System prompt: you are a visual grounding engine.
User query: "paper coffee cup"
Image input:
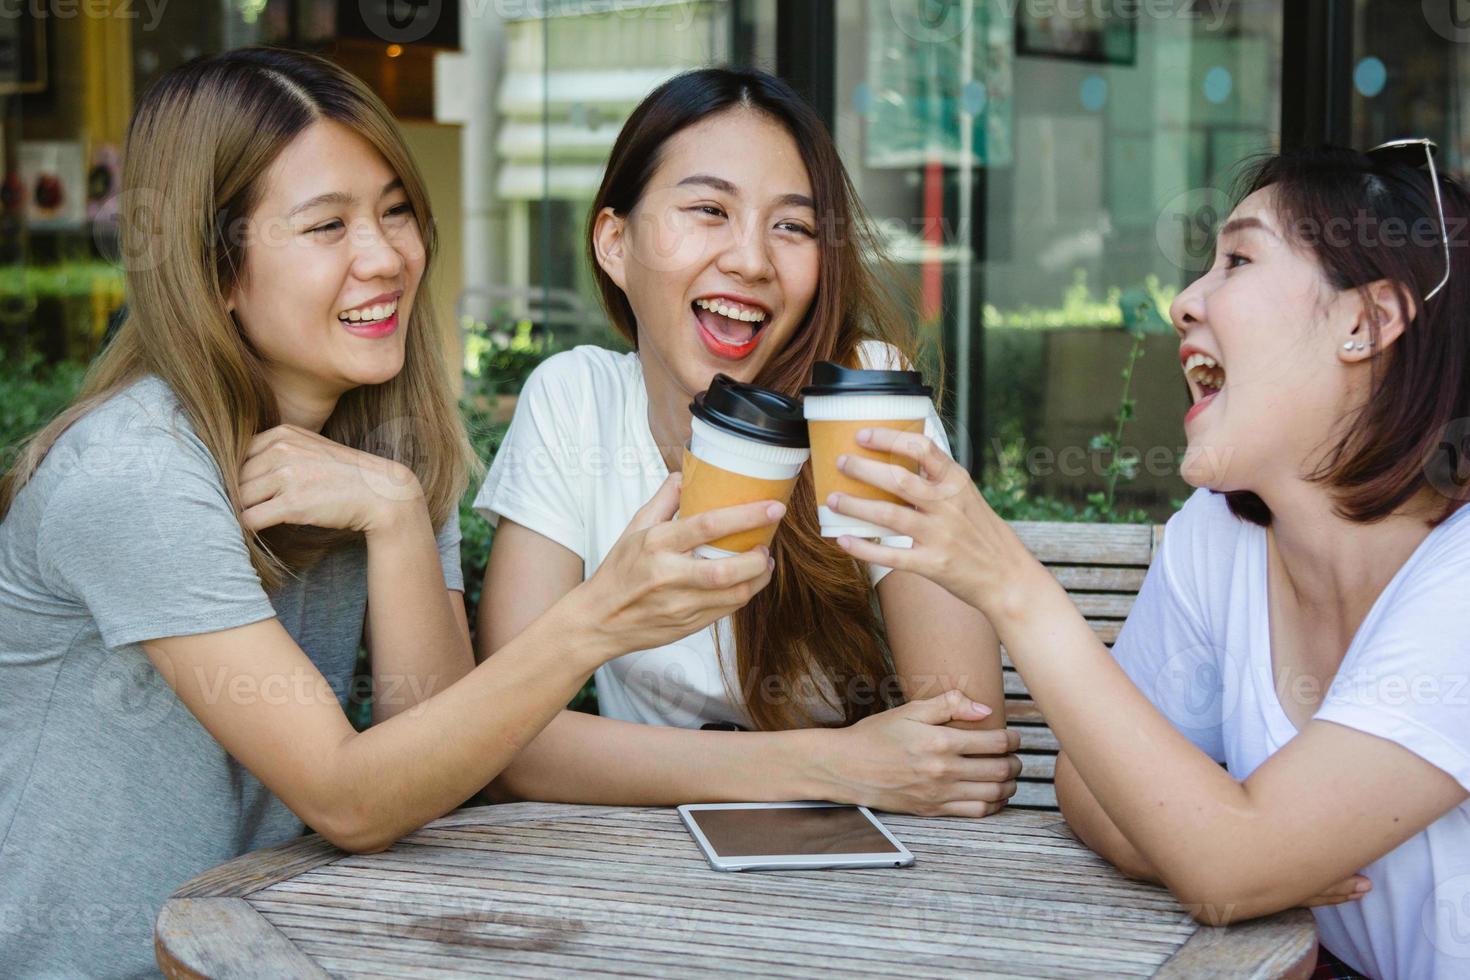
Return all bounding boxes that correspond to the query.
[802,361,934,539]
[679,375,810,559]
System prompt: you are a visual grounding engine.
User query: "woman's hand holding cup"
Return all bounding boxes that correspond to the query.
[676,374,809,557]
[825,426,1038,618]
[572,473,783,661]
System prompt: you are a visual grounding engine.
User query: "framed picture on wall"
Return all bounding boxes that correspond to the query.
[1016,10,1136,66]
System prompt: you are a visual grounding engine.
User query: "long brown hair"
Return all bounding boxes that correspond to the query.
[0,48,475,590]
[588,68,939,730]
[1223,146,1470,527]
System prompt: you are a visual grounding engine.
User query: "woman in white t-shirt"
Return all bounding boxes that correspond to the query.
[824,144,1470,977]
[474,68,1020,816]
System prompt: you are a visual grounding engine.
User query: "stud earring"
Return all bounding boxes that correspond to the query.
[1343,341,1356,350]
[1354,342,1368,352]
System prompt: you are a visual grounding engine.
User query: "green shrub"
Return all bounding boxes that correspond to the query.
[0,354,86,478]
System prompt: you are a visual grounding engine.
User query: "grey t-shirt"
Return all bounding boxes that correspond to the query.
[0,376,463,979]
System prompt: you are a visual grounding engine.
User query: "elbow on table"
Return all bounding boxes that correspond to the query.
[1166,870,1292,927]
[333,831,398,856]
[480,773,527,804]
[483,753,551,803]
[307,796,408,855]
[314,813,401,855]
[1054,780,1155,883]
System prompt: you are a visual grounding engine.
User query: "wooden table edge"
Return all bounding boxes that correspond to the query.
[1154,907,1318,979]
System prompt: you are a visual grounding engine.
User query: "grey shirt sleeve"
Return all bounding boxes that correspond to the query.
[36,422,277,649]
[436,507,464,592]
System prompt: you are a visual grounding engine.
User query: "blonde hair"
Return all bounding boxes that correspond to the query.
[0,48,476,591]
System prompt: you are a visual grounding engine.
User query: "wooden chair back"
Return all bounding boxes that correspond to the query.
[1004,521,1166,810]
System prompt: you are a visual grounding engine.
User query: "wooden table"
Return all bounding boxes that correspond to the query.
[156,803,1317,979]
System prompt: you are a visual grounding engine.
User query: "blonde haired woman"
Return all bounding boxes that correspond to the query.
[0,48,777,977]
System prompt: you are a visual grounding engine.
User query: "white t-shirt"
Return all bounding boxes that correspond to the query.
[474,341,951,729]
[1111,488,1470,980]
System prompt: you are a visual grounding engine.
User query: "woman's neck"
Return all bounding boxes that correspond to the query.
[1260,479,1436,623]
[265,365,339,433]
[639,350,694,472]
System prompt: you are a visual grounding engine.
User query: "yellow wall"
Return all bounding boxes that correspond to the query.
[22,1,132,146]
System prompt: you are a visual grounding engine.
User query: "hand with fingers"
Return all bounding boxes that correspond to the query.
[815,690,1023,817]
[570,473,785,658]
[239,424,424,535]
[1302,874,1373,909]
[824,426,1036,616]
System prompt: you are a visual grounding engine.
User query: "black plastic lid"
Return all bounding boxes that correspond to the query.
[690,375,809,448]
[800,361,933,397]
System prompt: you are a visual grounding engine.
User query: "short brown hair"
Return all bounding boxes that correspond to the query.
[1222,145,1470,527]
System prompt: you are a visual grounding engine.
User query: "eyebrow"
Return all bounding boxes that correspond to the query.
[288,177,404,219]
[1218,216,1273,239]
[676,174,814,210]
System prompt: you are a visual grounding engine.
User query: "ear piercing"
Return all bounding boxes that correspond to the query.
[1342,340,1375,352]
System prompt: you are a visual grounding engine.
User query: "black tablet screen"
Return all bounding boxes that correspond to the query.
[687,806,901,858]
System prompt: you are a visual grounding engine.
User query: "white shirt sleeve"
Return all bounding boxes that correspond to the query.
[1108,490,1229,763]
[472,352,589,561]
[1314,508,1470,793]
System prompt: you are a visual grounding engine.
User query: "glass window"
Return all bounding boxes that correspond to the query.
[1353,0,1470,177]
[832,1,1282,517]
[495,1,735,349]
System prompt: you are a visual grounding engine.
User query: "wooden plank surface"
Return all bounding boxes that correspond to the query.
[1010,781,1060,809]
[1048,564,1149,592]
[159,803,1313,978]
[155,897,331,979]
[1011,522,1158,565]
[171,833,343,899]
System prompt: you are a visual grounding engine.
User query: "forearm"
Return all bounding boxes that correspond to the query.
[324,591,609,851]
[990,566,1269,911]
[493,709,830,806]
[365,501,473,724]
[881,570,1006,732]
[893,629,1006,733]
[1054,751,1159,883]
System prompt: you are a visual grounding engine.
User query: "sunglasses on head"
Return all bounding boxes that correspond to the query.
[1364,137,1451,302]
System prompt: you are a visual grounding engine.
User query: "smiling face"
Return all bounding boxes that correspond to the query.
[1170,186,1383,493]
[592,108,820,408]
[228,118,424,428]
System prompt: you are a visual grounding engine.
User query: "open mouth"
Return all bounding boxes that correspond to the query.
[1183,351,1225,423]
[692,295,770,360]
